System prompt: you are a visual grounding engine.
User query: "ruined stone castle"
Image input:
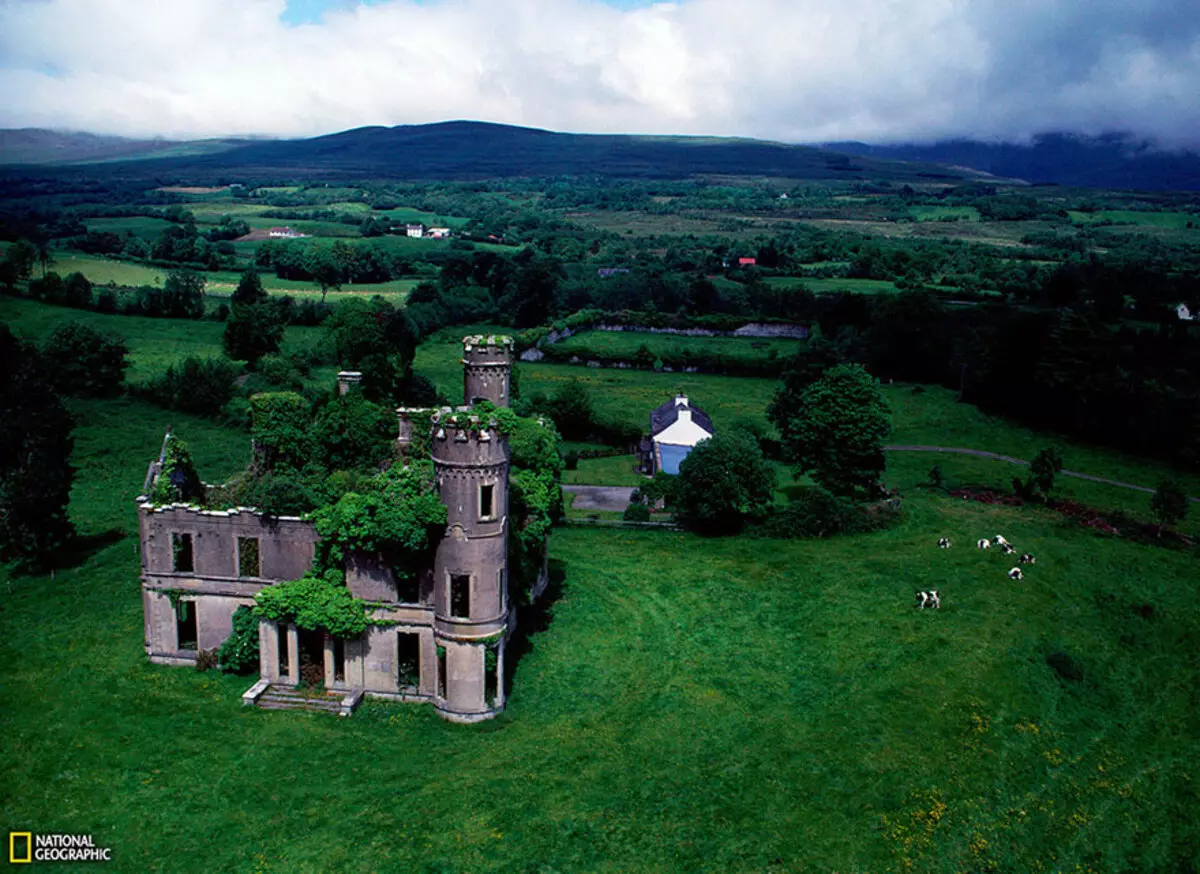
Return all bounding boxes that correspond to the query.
[138,337,533,722]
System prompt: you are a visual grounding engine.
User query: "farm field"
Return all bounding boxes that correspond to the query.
[551,329,801,362]
[763,276,900,294]
[1,390,1197,872]
[43,251,416,300]
[0,297,324,385]
[909,205,981,222]
[564,210,760,238]
[85,216,175,239]
[1068,209,1197,228]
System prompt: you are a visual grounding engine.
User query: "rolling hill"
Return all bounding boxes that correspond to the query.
[0,122,966,184]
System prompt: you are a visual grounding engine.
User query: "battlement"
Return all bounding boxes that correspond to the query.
[429,408,510,468]
[461,335,514,360]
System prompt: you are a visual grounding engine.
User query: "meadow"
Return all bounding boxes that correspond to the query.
[551,329,801,363]
[1,388,1198,872]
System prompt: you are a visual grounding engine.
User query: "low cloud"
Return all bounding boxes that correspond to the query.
[0,0,1198,145]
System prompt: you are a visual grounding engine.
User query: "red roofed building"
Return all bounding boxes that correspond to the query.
[738,257,757,266]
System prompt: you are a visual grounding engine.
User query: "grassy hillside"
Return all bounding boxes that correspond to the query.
[1,389,1197,871]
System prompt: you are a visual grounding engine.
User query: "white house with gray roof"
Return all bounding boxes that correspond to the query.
[639,395,714,475]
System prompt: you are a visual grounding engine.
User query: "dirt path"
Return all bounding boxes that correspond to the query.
[885,445,1200,503]
[562,485,636,512]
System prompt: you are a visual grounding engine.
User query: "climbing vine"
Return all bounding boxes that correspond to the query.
[147,437,204,505]
[254,570,370,639]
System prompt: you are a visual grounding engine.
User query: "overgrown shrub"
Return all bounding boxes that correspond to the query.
[143,356,238,416]
[218,605,261,674]
[238,472,319,517]
[623,502,651,522]
[755,487,893,539]
[249,392,314,473]
[40,321,129,397]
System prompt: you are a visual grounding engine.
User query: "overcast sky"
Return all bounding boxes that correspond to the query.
[1,0,1198,145]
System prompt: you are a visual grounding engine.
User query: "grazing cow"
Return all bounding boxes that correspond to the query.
[1019,553,1036,565]
[977,538,990,549]
[916,590,941,609]
[993,535,1009,547]
[1001,543,1016,555]
[938,537,951,549]
[1008,567,1024,580]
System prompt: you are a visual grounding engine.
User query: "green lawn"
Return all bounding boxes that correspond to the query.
[86,216,175,239]
[909,205,981,222]
[1,392,1198,872]
[562,454,645,487]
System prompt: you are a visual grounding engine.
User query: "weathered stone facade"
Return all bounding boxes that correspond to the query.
[138,336,525,722]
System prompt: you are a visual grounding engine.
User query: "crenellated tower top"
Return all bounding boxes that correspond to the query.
[462,335,513,408]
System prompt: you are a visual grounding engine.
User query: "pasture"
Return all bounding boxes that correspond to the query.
[551,329,801,363]
[1,389,1197,872]
[1068,209,1197,229]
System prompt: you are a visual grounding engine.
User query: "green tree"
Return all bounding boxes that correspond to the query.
[767,332,848,442]
[782,364,891,501]
[224,272,284,367]
[307,246,343,303]
[548,380,594,441]
[675,430,775,534]
[1150,480,1189,536]
[162,269,207,319]
[40,322,129,397]
[0,325,75,564]
[1026,446,1064,500]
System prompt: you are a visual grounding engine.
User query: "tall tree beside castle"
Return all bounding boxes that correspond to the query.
[223,269,284,367]
[0,324,75,564]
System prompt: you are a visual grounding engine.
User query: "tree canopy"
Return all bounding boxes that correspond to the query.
[675,430,775,534]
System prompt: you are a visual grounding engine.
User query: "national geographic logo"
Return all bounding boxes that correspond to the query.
[9,832,111,864]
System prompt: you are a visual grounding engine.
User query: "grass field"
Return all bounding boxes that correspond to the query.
[1069,209,1197,229]
[0,297,324,385]
[552,329,801,362]
[763,276,901,294]
[41,252,416,301]
[85,216,175,240]
[909,205,981,222]
[1,390,1198,872]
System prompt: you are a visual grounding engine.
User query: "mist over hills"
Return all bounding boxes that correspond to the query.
[3,122,1200,190]
[824,133,1200,191]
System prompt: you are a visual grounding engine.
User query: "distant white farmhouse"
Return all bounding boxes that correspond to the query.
[406,224,424,238]
[639,395,714,475]
[1178,303,1195,321]
[427,227,451,239]
[268,226,309,239]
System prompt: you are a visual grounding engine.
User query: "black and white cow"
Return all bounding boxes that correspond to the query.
[1019,553,1036,565]
[1000,543,1017,555]
[938,537,951,549]
[977,538,990,549]
[993,535,1009,547]
[916,590,941,609]
[1007,567,1024,580]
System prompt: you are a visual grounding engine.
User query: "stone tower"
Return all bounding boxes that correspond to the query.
[462,335,513,407]
[428,336,514,722]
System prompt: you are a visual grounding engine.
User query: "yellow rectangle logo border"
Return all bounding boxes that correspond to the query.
[9,831,33,864]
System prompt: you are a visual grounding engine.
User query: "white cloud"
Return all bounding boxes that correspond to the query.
[0,0,1197,144]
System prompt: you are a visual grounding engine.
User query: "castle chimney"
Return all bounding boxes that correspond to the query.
[337,371,362,396]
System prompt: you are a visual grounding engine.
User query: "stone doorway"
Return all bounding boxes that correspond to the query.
[298,628,325,687]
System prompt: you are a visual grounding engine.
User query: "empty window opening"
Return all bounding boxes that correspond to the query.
[171,533,194,573]
[397,573,420,604]
[397,632,420,688]
[298,629,325,687]
[450,574,471,619]
[480,483,495,520]
[333,637,345,683]
[237,537,260,578]
[485,645,499,707]
[278,624,289,675]
[176,600,197,651]
[437,647,447,698]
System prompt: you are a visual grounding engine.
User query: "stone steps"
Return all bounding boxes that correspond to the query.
[247,682,361,716]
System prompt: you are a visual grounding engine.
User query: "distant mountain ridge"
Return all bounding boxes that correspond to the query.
[823,133,1200,191]
[0,121,965,184]
[3,123,1199,190]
